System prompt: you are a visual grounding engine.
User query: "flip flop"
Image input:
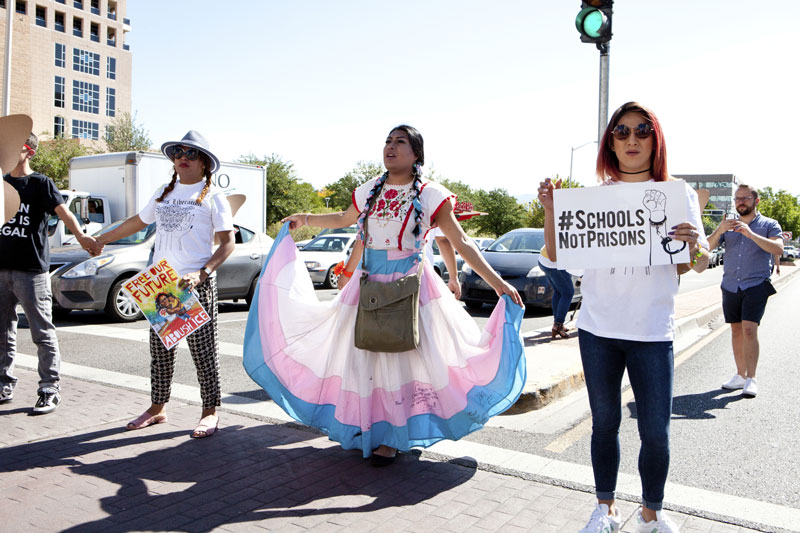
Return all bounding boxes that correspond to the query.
[126,411,167,430]
[191,415,219,438]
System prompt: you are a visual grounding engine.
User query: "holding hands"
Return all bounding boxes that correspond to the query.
[77,234,103,257]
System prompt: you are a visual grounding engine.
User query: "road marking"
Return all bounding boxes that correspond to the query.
[13,351,800,533]
[56,324,244,357]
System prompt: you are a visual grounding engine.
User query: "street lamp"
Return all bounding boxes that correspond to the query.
[569,141,598,182]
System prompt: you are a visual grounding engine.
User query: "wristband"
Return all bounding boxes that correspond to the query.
[341,270,354,278]
[691,248,703,267]
[304,213,310,226]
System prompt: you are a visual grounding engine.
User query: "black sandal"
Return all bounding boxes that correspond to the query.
[551,322,569,339]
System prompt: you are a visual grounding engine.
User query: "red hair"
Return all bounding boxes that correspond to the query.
[596,101,668,182]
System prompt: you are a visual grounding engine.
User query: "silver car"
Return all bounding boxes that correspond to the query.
[50,220,273,321]
[297,233,358,289]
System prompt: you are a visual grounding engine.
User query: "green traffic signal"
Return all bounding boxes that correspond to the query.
[575,1,613,44]
[578,8,607,38]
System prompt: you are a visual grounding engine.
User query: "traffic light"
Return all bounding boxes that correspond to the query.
[575,1,613,45]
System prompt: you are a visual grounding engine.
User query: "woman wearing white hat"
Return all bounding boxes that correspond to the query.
[96,130,235,438]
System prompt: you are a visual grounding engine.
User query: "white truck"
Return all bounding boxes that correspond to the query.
[49,151,266,247]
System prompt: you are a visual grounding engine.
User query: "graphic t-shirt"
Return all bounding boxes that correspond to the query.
[138,180,234,276]
[352,179,455,251]
[1,173,64,272]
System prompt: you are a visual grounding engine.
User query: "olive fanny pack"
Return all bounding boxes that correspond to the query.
[353,182,424,353]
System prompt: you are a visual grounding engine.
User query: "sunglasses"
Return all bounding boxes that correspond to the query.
[611,123,654,141]
[171,146,201,161]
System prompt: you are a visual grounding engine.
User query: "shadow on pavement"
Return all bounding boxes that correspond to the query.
[2,423,476,531]
[625,388,745,421]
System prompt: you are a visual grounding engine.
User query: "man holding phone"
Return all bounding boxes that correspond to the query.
[707,184,783,398]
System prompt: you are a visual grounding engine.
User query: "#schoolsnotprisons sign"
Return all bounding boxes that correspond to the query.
[552,180,690,270]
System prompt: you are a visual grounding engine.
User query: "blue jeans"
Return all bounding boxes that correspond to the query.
[539,263,574,323]
[578,329,673,511]
[0,270,61,394]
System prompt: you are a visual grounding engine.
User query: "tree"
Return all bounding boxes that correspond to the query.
[439,178,483,233]
[104,112,152,152]
[237,153,321,226]
[30,134,90,189]
[524,176,583,229]
[472,188,527,237]
[324,161,384,211]
[757,187,800,238]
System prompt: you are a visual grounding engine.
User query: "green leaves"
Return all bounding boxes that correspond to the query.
[30,135,90,189]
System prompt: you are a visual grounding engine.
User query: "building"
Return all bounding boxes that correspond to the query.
[0,0,131,146]
[675,173,738,214]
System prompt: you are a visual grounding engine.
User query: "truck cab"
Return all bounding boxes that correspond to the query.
[48,190,112,247]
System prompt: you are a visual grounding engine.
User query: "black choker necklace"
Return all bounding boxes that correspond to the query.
[619,168,651,175]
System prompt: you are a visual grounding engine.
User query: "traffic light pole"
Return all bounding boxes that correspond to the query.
[597,42,610,145]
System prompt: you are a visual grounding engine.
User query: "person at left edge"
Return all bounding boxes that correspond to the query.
[94,130,235,438]
[1,132,102,414]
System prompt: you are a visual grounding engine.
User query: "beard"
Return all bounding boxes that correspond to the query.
[736,203,755,216]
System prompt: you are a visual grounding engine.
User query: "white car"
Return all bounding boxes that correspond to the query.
[296,225,358,248]
[297,233,358,288]
[784,246,799,259]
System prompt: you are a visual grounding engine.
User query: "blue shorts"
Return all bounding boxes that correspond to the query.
[721,279,776,324]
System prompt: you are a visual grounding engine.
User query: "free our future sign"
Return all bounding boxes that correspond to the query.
[552,181,690,269]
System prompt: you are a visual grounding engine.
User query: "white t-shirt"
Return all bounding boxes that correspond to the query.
[139,181,234,276]
[353,178,455,251]
[576,179,709,342]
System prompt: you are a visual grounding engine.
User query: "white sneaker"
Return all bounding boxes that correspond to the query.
[580,503,621,533]
[721,374,746,390]
[742,378,758,398]
[636,509,680,533]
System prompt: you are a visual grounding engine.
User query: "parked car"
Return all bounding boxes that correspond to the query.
[459,228,581,310]
[50,221,273,321]
[430,238,465,283]
[472,237,495,250]
[296,225,358,248]
[783,245,799,259]
[297,233,358,288]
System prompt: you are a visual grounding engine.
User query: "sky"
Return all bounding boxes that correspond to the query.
[126,1,800,199]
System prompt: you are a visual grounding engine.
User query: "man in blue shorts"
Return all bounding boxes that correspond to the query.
[707,184,783,398]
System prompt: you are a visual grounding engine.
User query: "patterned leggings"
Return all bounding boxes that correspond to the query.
[149,277,221,409]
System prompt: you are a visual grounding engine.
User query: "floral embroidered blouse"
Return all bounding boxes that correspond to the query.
[352,178,455,251]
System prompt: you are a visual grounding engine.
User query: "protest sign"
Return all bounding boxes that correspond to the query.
[121,259,210,349]
[552,180,689,269]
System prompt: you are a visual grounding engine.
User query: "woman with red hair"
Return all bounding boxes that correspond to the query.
[539,102,709,533]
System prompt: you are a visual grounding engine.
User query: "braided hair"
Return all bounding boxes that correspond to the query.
[156,153,213,205]
[357,125,425,246]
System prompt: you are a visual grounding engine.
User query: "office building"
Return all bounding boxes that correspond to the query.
[0,0,131,146]
[675,173,738,214]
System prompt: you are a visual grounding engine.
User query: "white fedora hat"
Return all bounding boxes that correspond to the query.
[160,130,220,174]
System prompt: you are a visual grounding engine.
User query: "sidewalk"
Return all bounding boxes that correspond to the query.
[1,368,766,532]
[513,263,799,413]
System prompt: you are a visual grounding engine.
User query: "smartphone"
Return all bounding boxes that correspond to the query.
[724,212,738,221]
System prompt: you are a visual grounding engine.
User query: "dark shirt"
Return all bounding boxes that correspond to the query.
[719,212,782,292]
[1,173,64,272]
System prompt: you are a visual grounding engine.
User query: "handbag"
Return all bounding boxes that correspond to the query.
[353,182,424,353]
